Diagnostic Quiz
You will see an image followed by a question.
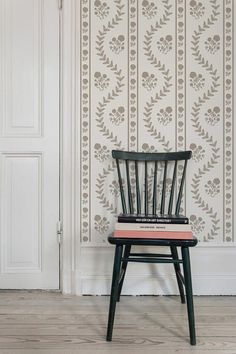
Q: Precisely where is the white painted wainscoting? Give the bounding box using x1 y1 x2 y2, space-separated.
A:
74 244 236 296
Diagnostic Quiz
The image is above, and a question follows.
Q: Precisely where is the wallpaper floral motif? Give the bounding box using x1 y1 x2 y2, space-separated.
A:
80 0 234 244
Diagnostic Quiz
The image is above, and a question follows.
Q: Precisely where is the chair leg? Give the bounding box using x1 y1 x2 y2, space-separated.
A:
106 244 123 341
181 247 196 346
117 245 131 302
170 245 185 304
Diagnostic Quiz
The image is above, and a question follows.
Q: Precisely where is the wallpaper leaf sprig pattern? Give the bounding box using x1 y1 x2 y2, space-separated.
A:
143 0 173 152
95 0 125 146
190 0 221 241
94 0 126 228
80 0 234 244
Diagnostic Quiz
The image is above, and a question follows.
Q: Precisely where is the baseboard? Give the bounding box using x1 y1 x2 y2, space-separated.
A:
74 244 236 295
80 274 236 296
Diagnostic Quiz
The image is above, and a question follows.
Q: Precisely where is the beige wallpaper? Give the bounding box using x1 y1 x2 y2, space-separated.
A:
80 0 234 244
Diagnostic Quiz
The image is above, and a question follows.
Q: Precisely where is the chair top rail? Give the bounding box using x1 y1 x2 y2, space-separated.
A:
112 150 192 161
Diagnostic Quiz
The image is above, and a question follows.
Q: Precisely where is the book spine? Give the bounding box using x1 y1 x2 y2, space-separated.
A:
115 222 191 232
113 230 193 239
118 217 189 224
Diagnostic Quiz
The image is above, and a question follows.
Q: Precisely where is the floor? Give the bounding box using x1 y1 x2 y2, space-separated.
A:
0 292 235 354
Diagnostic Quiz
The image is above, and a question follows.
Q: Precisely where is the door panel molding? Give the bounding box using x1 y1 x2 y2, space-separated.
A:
1 153 42 273
1 0 43 137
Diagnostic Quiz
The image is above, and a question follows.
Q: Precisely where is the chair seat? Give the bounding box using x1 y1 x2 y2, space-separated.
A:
108 234 198 247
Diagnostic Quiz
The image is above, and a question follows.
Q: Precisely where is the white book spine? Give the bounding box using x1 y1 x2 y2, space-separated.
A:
115 222 191 232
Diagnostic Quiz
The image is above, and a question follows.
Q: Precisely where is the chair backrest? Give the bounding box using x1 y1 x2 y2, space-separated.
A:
112 150 192 216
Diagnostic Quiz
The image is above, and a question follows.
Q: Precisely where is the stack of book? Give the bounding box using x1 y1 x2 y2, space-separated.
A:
113 213 193 240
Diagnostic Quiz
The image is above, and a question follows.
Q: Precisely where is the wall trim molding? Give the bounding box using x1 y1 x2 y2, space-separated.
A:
61 0 80 294
80 274 236 296
77 245 236 296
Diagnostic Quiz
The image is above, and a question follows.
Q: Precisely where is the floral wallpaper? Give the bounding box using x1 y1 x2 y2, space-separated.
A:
80 0 234 244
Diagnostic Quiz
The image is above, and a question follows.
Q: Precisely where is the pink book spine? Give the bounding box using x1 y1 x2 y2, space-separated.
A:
113 230 193 240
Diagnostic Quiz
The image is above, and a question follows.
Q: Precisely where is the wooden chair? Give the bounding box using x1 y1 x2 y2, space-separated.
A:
106 150 198 345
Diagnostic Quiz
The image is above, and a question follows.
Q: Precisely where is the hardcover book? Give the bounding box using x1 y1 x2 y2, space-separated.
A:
115 222 191 232
113 230 193 240
117 213 189 224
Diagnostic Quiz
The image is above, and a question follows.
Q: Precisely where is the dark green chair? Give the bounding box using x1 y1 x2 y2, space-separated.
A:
106 150 198 345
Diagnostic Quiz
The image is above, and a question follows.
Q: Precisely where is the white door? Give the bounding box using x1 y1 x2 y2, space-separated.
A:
0 0 60 288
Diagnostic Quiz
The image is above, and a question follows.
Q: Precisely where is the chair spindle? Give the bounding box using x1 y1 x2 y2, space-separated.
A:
144 161 148 215
116 159 127 214
152 161 158 214
175 159 187 215
168 160 177 215
135 161 141 214
125 160 134 214
160 161 168 214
